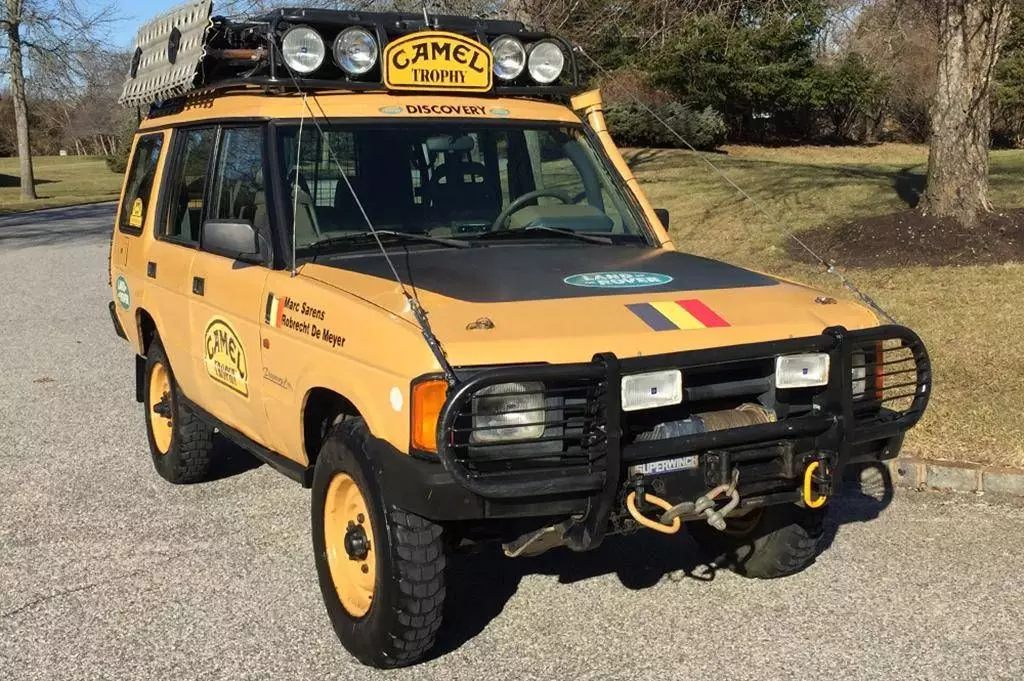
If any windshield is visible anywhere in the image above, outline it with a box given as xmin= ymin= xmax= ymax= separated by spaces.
xmin=276 ymin=122 xmax=650 ymax=252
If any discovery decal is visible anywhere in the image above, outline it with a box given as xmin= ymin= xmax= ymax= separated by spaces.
xmin=204 ymin=319 xmax=248 ymax=397
xmin=265 ymin=293 xmax=346 ymax=350
xmin=379 ymin=103 xmax=511 ymax=117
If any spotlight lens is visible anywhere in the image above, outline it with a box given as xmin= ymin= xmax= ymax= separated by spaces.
xmin=281 ymin=26 xmax=326 ymax=75
xmin=528 ymin=40 xmax=565 ymax=84
xmin=334 ymin=27 xmax=378 ymax=75
xmin=491 ymin=36 xmax=526 ymax=81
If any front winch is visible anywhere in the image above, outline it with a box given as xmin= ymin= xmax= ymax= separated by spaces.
xmin=625 ymin=469 xmax=742 ymax=534
xmin=635 ymin=403 xmax=775 ymax=443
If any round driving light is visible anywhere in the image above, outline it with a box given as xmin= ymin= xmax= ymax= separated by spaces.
xmin=491 ymin=36 xmax=526 ymax=81
xmin=528 ymin=40 xmax=565 ymax=84
xmin=281 ymin=26 xmax=325 ymax=74
xmin=333 ymin=27 xmax=378 ymax=75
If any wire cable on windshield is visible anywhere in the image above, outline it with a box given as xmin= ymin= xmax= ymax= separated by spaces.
xmin=282 ymin=66 xmax=458 ymax=384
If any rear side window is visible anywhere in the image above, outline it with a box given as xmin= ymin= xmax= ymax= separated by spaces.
xmin=119 ymin=134 xmax=163 ymax=234
xmin=162 ymin=127 xmax=217 ymax=245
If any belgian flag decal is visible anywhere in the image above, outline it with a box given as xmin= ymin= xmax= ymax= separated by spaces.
xmin=264 ymin=293 xmax=286 ymax=327
xmin=627 ymin=299 xmax=730 ymax=331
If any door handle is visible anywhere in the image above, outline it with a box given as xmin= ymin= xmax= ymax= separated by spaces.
xmin=147 ymin=261 xmax=157 ymax=278
xmin=192 ymin=276 xmax=205 ymax=296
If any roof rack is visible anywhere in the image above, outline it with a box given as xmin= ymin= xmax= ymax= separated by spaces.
xmin=120 ymin=1 xmax=581 ymax=109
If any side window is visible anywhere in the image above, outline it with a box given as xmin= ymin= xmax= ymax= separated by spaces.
xmin=119 ymin=133 xmax=163 ymax=234
xmin=208 ymin=127 xmax=267 ymax=236
xmin=162 ymin=127 xmax=217 ymax=245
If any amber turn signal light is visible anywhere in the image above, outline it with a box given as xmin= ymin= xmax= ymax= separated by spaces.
xmin=411 ymin=379 xmax=448 ymax=453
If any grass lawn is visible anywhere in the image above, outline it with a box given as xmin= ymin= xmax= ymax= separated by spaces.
xmin=0 ymin=155 xmax=122 ymax=214
xmin=628 ymin=143 xmax=1024 ymax=468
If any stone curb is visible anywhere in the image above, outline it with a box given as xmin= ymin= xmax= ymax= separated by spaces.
xmin=885 ymin=457 xmax=1024 ymax=496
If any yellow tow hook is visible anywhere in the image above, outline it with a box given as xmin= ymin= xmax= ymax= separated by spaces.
xmin=803 ymin=460 xmax=829 ymax=509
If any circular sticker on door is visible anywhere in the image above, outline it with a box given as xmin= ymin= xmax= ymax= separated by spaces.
xmin=564 ymin=272 xmax=674 ymax=289
xmin=115 ymin=275 xmax=131 ymax=309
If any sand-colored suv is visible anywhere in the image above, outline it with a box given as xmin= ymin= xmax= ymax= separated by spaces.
xmin=108 ymin=1 xmax=931 ymax=668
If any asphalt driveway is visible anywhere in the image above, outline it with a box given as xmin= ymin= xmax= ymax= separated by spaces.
xmin=1 ymin=205 xmax=1022 ymax=681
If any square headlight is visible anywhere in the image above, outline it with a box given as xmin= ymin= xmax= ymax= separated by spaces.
xmin=621 ymin=369 xmax=683 ymax=412
xmin=471 ymin=381 xmax=545 ymax=443
xmin=775 ymin=353 xmax=830 ymax=389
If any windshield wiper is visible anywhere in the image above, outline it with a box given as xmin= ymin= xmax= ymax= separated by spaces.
xmin=304 ymin=230 xmax=471 ymax=259
xmin=473 ymin=226 xmax=613 ymax=245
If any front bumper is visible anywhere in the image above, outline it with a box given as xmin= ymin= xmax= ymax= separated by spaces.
xmin=413 ymin=325 xmax=929 ymax=547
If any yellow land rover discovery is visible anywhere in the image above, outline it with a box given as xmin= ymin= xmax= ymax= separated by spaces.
xmin=109 ymin=1 xmax=931 ymax=668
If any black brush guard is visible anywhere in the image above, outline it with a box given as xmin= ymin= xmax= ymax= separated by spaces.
xmin=436 ymin=325 xmax=931 ymax=550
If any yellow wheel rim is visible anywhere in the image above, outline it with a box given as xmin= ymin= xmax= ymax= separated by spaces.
xmin=149 ymin=362 xmax=173 ymax=455
xmin=323 ymin=473 xmax=377 ymax=618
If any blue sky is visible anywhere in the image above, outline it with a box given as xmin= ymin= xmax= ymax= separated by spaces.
xmin=109 ymin=0 xmax=184 ymax=48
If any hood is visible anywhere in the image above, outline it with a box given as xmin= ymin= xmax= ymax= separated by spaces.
xmin=302 ymin=244 xmax=879 ymax=366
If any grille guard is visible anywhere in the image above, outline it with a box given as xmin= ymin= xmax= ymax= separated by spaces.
xmin=436 ymin=325 xmax=931 ymax=549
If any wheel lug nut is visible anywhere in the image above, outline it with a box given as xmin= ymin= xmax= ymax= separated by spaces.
xmin=357 ymin=513 xmax=365 ymax=524
xmin=361 ymin=564 xmax=369 ymax=574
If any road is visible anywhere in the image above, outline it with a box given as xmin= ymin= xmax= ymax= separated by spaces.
xmin=1 ymin=205 xmax=1022 ymax=681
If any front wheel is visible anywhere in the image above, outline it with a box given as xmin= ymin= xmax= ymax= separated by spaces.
xmin=311 ymin=420 xmax=447 ymax=668
xmin=687 ymin=504 xmax=826 ymax=579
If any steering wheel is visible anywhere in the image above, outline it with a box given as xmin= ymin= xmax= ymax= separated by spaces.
xmin=490 ymin=189 xmax=575 ymax=232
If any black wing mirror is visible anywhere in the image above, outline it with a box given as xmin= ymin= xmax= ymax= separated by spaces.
xmin=654 ymin=208 xmax=670 ymax=229
xmin=202 ymin=220 xmax=264 ymax=264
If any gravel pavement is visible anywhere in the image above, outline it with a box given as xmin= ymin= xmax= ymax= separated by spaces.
xmin=1 ymin=205 xmax=1023 ymax=681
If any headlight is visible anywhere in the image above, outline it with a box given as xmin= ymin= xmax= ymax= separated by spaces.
xmin=281 ymin=26 xmax=326 ymax=74
xmin=775 ymin=353 xmax=830 ymax=389
xmin=471 ymin=382 xmax=544 ymax=443
xmin=621 ymin=369 xmax=683 ymax=412
xmin=491 ymin=36 xmax=526 ymax=81
xmin=527 ymin=40 xmax=565 ymax=84
xmin=334 ymin=27 xmax=378 ymax=75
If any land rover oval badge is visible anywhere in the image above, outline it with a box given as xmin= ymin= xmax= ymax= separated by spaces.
xmin=564 ymin=271 xmax=674 ymax=289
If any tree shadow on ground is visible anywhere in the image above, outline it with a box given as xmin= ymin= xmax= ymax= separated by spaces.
xmin=624 ymin=150 xmax=932 ymax=219
xmin=433 ymin=461 xmax=894 ymax=659
xmin=893 ymin=167 xmax=926 ymax=208
xmin=0 ymin=203 xmax=116 ymax=249
xmin=0 ymin=173 xmax=54 ymax=188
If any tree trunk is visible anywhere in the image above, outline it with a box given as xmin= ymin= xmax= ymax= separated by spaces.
xmin=921 ymin=0 xmax=1010 ymax=228
xmin=5 ymin=5 xmax=37 ymax=202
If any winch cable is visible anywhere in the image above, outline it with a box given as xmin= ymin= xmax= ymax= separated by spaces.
xmin=574 ymin=46 xmax=899 ymax=326
xmin=281 ymin=66 xmax=458 ymax=384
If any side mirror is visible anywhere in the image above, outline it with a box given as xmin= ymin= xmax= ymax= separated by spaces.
xmin=202 ymin=220 xmax=263 ymax=263
xmin=654 ymin=208 xmax=670 ymax=229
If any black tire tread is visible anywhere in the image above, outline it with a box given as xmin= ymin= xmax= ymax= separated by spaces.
xmin=314 ymin=420 xmax=447 ymax=668
xmin=164 ymin=403 xmax=215 ymax=483
xmin=386 ymin=508 xmax=446 ymax=663
xmin=145 ymin=339 xmax=216 ymax=485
